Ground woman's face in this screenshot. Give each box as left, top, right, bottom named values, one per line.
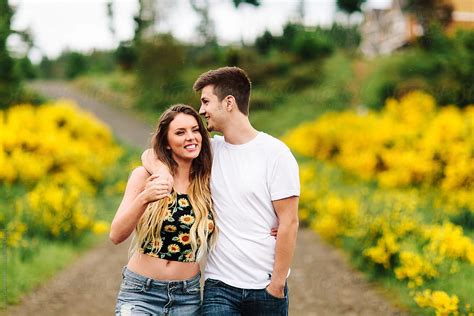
left=167, top=113, right=202, bottom=163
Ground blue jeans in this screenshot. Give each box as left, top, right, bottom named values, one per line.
left=115, top=267, right=201, bottom=315
left=202, top=278, right=288, bottom=316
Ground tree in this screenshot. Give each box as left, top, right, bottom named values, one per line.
left=115, top=41, right=136, bottom=71
left=336, top=0, right=366, bottom=24
left=62, top=51, right=89, bottom=79
left=403, top=0, right=453, bottom=33
left=402, top=0, right=453, bottom=50
left=296, top=0, right=305, bottom=24
left=255, top=30, right=274, bottom=55
left=0, top=0, right=20, bottom=107
left=133, top=0, right=157, bottom=45
left=106, top=0, right=116, bottom=42
left=232, top=0, right=260, bottom=7
left=336, top=0, right=366, bottom=15
left=190, top=0, right=216, bottom=44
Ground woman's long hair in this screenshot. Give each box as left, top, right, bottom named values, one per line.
left=130, top=104, right=217, bottom=262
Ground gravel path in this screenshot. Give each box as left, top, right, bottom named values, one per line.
left=4, top=82, right=409, bottom=316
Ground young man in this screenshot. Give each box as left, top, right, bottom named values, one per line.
left=143, top=67, right=299, bottom=315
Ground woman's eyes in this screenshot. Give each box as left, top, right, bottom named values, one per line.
left=175, top=129, right=199, bottom=135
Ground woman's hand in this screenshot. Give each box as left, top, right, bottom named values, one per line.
left=140, top=174, right=172, bottom=203
left=271, top=227, right=278, bottom=239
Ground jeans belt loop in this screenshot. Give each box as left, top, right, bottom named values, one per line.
left=145, top=278, right=152, bottom=291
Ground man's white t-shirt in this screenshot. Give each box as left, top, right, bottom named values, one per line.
left=204, top=132, right=300, bottom=289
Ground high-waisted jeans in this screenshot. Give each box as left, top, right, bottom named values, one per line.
left=115, top=267, right=201, bottom=315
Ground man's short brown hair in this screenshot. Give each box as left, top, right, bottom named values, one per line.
left=193, top=67, right=251, bottom=115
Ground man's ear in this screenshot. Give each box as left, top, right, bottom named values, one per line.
left=226, top=95, right=236, bottom=112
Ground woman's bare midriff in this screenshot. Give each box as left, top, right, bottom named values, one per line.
left=127, top=251, right=200, bottom=281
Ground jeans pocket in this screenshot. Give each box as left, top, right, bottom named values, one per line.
left=185, top=282, right=201, bottom=295
left=120, top=279, right=145, bottom=293
left=264, top=287, right=286, bottom=300
left=204, top=278, right=221, bottom=288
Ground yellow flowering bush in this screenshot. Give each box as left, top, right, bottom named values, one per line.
left=423, top=222, right=474, bottom=264
left=0, top=219, right=27, bottom=249
left=311, top=194, right=360, bottom=243
left=415, top=290, right=459, bottom=316
left=395, top=251, right=438, bottom=288
left=26, top=181, right=95, bottom=238
left=283, top=91, right=474, bottom=210
left=0, top=101, right=122, bottom=186
left=0, top=101, right=122, bottom=245
left=363, top=231, right=400, bottom=269
left=297, top=160, right=474, bottom=313
left=287, top=91, right=474, bottom=314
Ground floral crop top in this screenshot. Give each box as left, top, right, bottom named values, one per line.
left=141, top=193, right=214, bottom=262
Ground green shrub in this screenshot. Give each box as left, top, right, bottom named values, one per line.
left=115, top=41, right=137, bottom=71
left=64, top=52, right=89, bottom=79
left=293, top=30, right=334, bottom=61
left=362, top=29, right=474, bottom=109
left=135, top=34, right=189, bottom=111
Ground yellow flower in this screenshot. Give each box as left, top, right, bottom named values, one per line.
left=177, top=233, right=191, bottom=245
left=178, top=198, right=189, bottom=207
left=168, top=244, right=180, bottom=253
left=394, top=251, right=438, bottom=286
left=92, top=221, right=109, bottom=235
left=415, top=289, right=459, bottom=316
left=152, top=239, right=163, bottom=250
left=208, top=220, right=215, bottom=233
left=179, top=215, right=194, bottom=225
left=164, top=225, right=177, bottom=233
left=184, top=251, right=195, bottom=262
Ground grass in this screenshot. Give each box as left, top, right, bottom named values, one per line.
left=0, top=234, right=100, bottom=308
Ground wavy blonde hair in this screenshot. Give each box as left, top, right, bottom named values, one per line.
left=130, top=104, right=217, bottom=262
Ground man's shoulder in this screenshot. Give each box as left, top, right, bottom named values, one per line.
left=210, top=135, right=224, bottom=149
left=258, top=132, right=291, bottom=153
left=211, top=134, right=224, bottom=142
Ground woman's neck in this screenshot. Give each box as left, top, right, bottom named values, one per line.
left=173, top=160, right=192, bottom=193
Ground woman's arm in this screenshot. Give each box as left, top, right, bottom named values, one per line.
left=109, top=166, right=170, bottom=244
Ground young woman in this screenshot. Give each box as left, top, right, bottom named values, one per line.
left=110, top=104, right=217, bottom=315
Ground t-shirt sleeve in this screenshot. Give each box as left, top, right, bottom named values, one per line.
left=268, top=149, right=300, bottom=201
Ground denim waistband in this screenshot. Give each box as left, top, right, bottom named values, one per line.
left=122, top=266, right=201, bottom=290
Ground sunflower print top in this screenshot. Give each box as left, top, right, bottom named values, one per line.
left=141, top=193, right=215, bottom=262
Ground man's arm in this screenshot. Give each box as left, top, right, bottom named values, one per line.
left=266, top=196, right=299, bottom=298
left=109, top=167, right=169, bottom=244
left=141, top=149, right=173, bottom=189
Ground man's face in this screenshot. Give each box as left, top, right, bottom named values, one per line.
left=199, top=85, right=226, bottom=133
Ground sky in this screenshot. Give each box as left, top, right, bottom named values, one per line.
left=9, top=0, right=391, bottom=62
